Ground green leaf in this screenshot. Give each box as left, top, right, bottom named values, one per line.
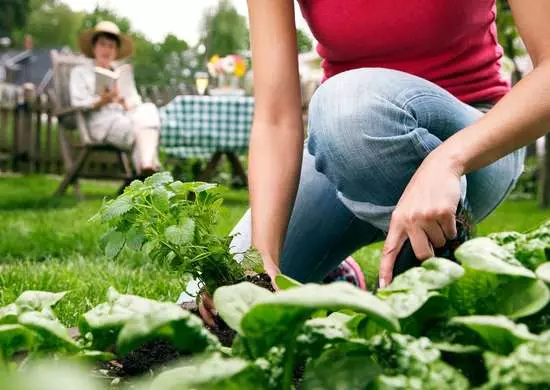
left=116, top=303, right=218, bottom=356
left=496, top=278, right=550, bottom=319
left=103, top=230, right=125, bottom=258
left=126, top=226, right=145, bottom=250
left=71, top=350, right=117, bottom=362
left=274, top=274, right=302, bottom=291
left=0, top=324, right=38, bottom=358
left=515, top=238, right=549, bottom=271
left=449, top=315, right=537, bottom=355
left=368, top=333, right=470, bottom=390
left=383, top=289, right=447, bottom=319
left=151, top=353, right=263, bottom=390
left=213, top=282, right=273, bottom=335
left=101, top=195, right=133, bottom=222
left=15, top=291, right=66, bottom=312
left=193, top=183, right=218, bottom=193
left=80, top=288, right=165, bottom=350
left=0, top=303, right=19, bottom=324
left=455, top=238, right=535, bottom=278
left=240, top=282, right=400, bottom=357
left=144, top=171, right=173, bottom=187
left=240, top=248, right=265, bottom=275
left=488, top=231, right=524, bottom=246
left=431, top=342, right=482, bottom=354
left=165, top=218, right=196, bottom=246
left=536, top=262, right=550, bottom=284
left=151, top=186, right=173, bottom=212
left=18, top=309, right=80, bottom=351
left=481, top=331, right=550, bottom=388
left=301, top=346, right=380, bottom=390
left=379, top=257, right=464, bottom=295
left=297, top=314, right=355, bottom=360
left=450, top=238, right=549, bottom=319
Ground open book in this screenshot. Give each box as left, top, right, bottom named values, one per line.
left=95, top=63, right=142, bottom=109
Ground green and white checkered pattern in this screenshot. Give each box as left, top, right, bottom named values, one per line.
left=160, top=95, right=254, bottom=158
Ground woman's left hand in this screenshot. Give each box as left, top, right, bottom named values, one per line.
left=379, top=153, right=463, bottom=288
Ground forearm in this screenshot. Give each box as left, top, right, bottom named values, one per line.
left=249, top=120, right=303, bottom=262
left=435, top=60, right=550, bottom=174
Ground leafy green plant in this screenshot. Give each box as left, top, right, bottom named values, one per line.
left=80, top=287, right=219, bottom=355
left=94, top=172, right=258, bottom=296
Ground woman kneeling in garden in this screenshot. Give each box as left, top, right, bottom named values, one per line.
left=202, top=1, right=550, bottom=324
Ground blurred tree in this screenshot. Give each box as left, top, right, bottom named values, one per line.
left=0, top=0, right=31, bottom=42
left=496, top=0, right=523, bottom=83
left=13, top=0, right=83, bottom=49
left=200, top=0, right=249, bottom=59
left=296, top=28, right=313, bottom=54
left=79, top=6, right=131, bottom=34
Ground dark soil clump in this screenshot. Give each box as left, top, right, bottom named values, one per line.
left=119, top=339, right=184, bottom=376
left=100, top=273, right=276, bottom=378
left=245, top=272, right=275, bottom=292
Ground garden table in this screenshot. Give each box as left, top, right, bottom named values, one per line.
left=159, top=95, right=254, bottom=185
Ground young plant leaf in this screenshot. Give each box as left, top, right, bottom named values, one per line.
left=80, top=288, right=165, bottom=350
left=240, top=282, right=399, bottom=357
left=449, top=315, right=537, bottom=355
left=15, top=291, right=67, bottom=312
left=379, top=257, right=464, bottom=295
left=70, top=350, right=117, bottom=362
left=536, top=262, right=550, bottom=284
left=274, top=274, right=302, bottom=291
left=514, top=238, right=549, bottom=271
left=382, top=289, right=447, bottom=319
left=165, top=218, right=196, bottom=246
left=151, top=353, right=264, bottom=390
left=144, top=171, right=174, bottom=187
left=116, top=303, right=219, bottom=356
left=368, top=333, right=470, bottom=390
left=482, top=331, right=550, bottom=388
left=213, top=282, right=273, bottom=335
left=102, top=230, right=126, bottom=258
left=455, top=238, right=535, bottom=278
left=0, top=324, right=38, bottom=358
left=0, top=303, right=19, bottom=324
left=296, top=314, right=355, bottom=360
left=301, top=346, right=381, bottom=390
left=18, top=309, right=80, bottom=351
left=240, top=248, right=265, bottom=275
left=100, top=195, right=133, bottom=222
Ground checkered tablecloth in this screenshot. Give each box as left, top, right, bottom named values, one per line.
left=159, top=95, right=254, bottom=158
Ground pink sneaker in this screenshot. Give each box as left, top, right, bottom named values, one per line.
left=323, top=256, right=367, bottom=290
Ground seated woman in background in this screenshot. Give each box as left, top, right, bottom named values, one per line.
left=70, top=21, right=161, bottom=176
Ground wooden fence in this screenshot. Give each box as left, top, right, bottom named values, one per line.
left=0, top=83, right=184, bottom=177
left=0, top=81, right=316, bottom=178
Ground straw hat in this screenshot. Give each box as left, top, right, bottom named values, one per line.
left=78, top=21, right=134, bottom=60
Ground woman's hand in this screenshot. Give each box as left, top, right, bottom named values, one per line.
left=379, top=153, right=462, bottom=288
left=94, top=88, right=118, bottom=109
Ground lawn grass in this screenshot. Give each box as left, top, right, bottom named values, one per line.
left=1, top=173, right=549, bottom=325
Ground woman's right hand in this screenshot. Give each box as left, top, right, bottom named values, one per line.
left=94, top=88, right=118, bottom=109
left=198, top=255, right=281, bottom=326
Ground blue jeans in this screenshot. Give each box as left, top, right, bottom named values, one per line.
left=230, top=68, right=525, bottom=283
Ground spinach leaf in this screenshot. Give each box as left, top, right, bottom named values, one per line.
left=239, top=282, right=400, bottom=358
left=449, top=315, right=537, bottom=355
left=151, top=353, right=264, bottom=390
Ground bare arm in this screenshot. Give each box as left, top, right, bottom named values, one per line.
left=380, top=0, right=550, bottom=287
left=247, top=0, right=304, bottom=269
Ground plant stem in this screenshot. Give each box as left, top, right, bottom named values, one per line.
left=281, top=334, right=298, bottom=390
left=0, top=349, right=7, bottom=372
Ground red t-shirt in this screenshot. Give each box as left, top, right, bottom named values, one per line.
left=297, top=0, right=510, bottom=103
